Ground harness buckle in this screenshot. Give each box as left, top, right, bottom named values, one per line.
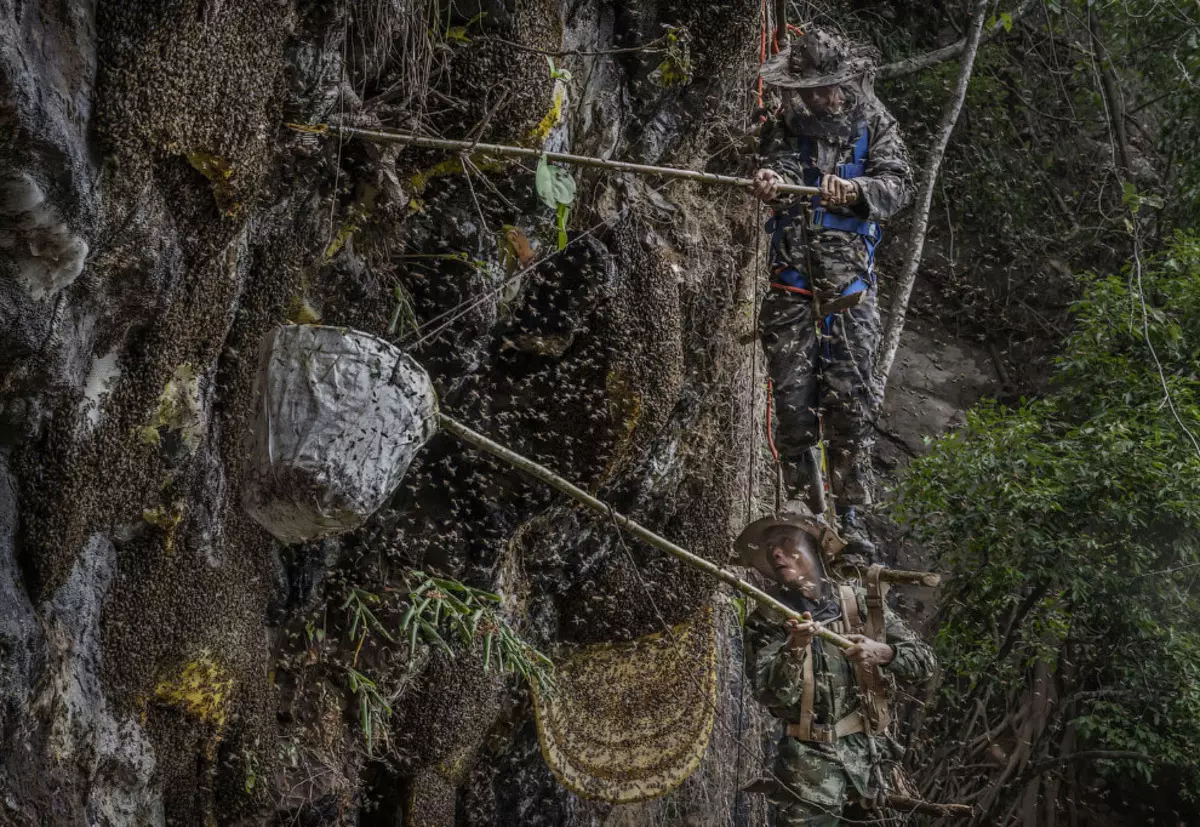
left=807, top=724, right=836, bottom=744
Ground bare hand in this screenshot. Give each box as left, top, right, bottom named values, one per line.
left=751, top=168, right=781, bottom=202
left=844, top=634, right=894, bottom=668
left=785, top=612, right=816, bottom=653
left=820, top=174, right=859, bottom=207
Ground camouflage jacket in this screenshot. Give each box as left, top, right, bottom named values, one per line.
left=758, top=96, right=915, bottom=287
left=743, top=587, right=935, bottom=800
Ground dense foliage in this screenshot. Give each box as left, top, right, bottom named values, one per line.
left=893, top=233, right=1200, bottom=820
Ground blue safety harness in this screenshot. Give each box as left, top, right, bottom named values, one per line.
left=764, top=120, right=882, bottom=310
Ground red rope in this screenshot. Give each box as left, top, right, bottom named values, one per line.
left=757, top=0, right=767, bottom=107
left=766, top=379, right=780, bottom=461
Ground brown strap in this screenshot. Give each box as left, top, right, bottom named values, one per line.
left=839, top=585, right=862, bottom=635
left=865, top=567, right=892, bottom=732
left=785, top=709, right=867, bottom=742
left=841, top=581, right=891, bottom=734
left=795, top=642, right=815, bottom=740
left=866, top=564, right=888, bottom=642
left=834, top=710, right=867, bottom=738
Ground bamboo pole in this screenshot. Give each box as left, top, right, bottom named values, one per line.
left=877, top=569, right=943, bottom=588
left=438, top=413, right=856, bottom=649
left=288, top=123, right=826, bottom=199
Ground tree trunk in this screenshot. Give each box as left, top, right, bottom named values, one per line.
left=872, top=0, right=992, bottom=400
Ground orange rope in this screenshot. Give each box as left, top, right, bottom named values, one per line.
left=757, top=0, right=767, bottom=107
left=766, top=379, right=780, bottom=461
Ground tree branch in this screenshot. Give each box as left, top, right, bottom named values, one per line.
left=873, top=0, right=991, bottom=399
left=886, top=793, right=974, bottom=818
left=473, top=35, right=666, bottom=57
left=1088, top=11, right=1133, bottom=176
left=878, top=0, right=1038, bottom=80
left=1030, top=750, right=1161, bottom=775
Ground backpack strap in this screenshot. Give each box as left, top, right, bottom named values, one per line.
left=865, top=564, right=888, bottom=642
left=838, top=585, right=863, bottom=635
left=794, top=642, right=816, bottom=740
left=840, top=582, right=891, bottom=734
left=837, top=120, right=870, bottom=180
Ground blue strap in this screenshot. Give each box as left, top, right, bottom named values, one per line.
left=775, top=267, right=809, bottom=290
left=810, top=207, right=881, bottom=243
left=836, top=121, right=870, bottom=180
left=840, top=276, right=870, bottom=298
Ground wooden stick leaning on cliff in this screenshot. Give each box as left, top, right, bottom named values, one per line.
left=440, top=414, right=940, bottom=649
left=286, top=122, right=827, bottom=199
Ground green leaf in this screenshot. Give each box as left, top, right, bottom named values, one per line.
left=535, top=155, right=555, bottom=210
left=1000, top=12, right=1013, bottom=32
left=556, top=204, right=571, bottom=250
left=544, top=55, right=572, bottom=81
left=535, top=156, right=576, bottom=211
left=553, top=170, right=576, bottom=206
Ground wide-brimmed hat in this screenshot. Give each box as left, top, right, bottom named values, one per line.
left=759, top=28, right=872, bottom=90
left=734, top=502, right=847, bottom=576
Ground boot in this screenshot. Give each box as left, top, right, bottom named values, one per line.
left=780, top=448, right=825, bottom=516
left=836, top=506, right=876, bottom=567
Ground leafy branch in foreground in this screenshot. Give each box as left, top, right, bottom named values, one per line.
left=337, top=572, right=556, bottom=752
left=892, top=233, right=1200, bottom=814
left=341, top=587, right=395, bottom=664
left=400, top=571, right=556, bottom=694
left=346, top=666, right=392, bottom=756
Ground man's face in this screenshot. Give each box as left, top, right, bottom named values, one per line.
left=796, top=84, right=845, bottom=115
left=763, top=526, right=824, bottom=597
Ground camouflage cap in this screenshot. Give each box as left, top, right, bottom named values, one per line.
left=759, top=28, right=872, bottom=89
left=734, top=501, right=847, bottom=576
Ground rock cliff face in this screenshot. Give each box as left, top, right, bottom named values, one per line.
left=0, top=1, right=993, bottom=825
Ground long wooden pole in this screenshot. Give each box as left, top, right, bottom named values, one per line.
left=438, top=413, right=855, bottom=649
left=289, top=123, right=826, bottom=199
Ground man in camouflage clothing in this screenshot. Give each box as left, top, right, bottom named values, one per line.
left=735, top=508, right=935, bottom=825
left=749, top=28, right=915, bottom=557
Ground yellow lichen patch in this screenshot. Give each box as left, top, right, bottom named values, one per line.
left=407, top=156, right=505, bottom=200
left=154, top=652, right=234, bottom=730
left=182, top=150, right=242, bottom=217
left=322, top=185, right=379, bottom=261
left=142, top=501, right=185, bottom=554
left=522, top=80, right=567, bottom=147
left=147, top=364, right=203, bottom=452
left=286, top=296, right=322, bottom=325
left=185, top=150, right=233, bottom=183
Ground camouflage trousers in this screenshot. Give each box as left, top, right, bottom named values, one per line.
left=769, top=738, right=873, bottom=827
left=759, top=277, right=882, bottom=507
